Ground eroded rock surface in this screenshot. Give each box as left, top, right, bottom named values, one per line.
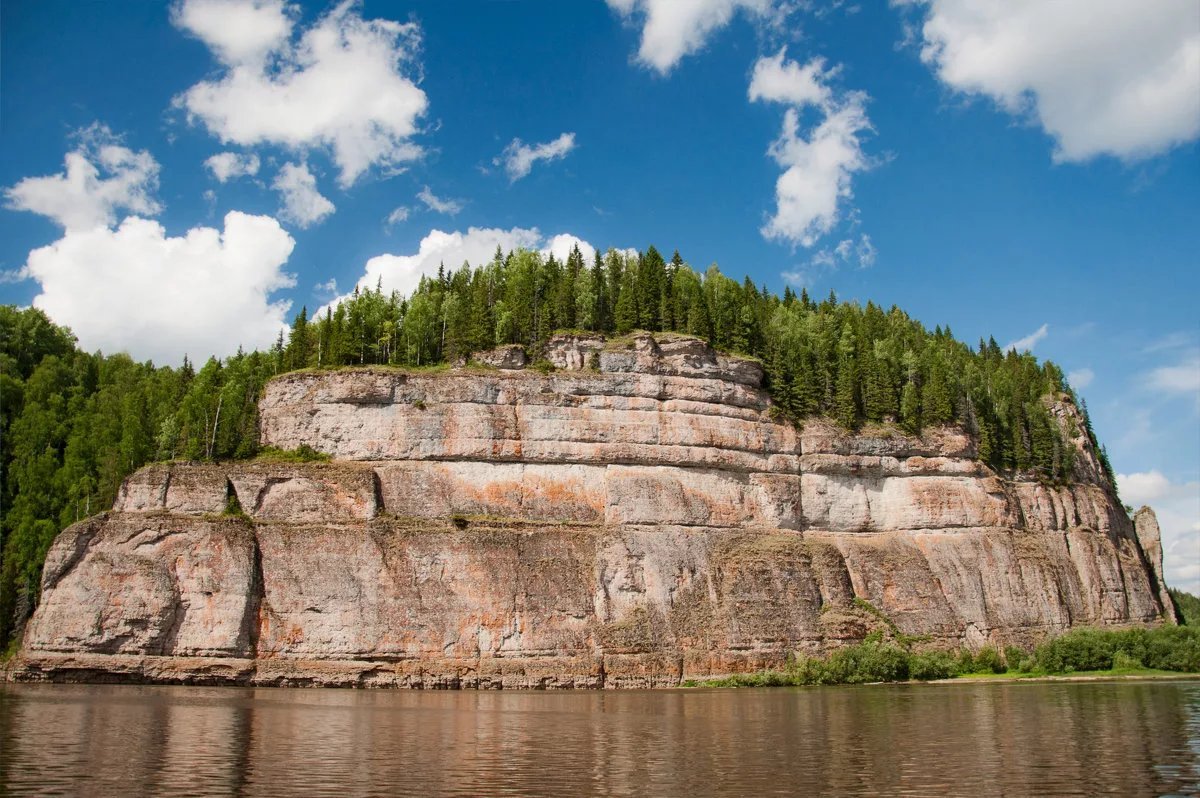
left=12, top=333, right=1175, bottom=688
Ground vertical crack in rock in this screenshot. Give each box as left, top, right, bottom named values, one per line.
left=239, top=527, right=265, bottom=659
left=159, top=466, right=172, bottom=509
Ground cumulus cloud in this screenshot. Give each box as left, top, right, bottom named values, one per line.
left=204, top=151, right=261, bottom=182
left=1118, top=470, right=1200, bottom=595
left=171, top=0, right=294, bottom=68
left=272, top=162, right=335, bottom=228
left=174, top=0, right=427, bottom=186
left=4, top=124, right=161, bottom=232
left=416, top=186, right=463, bottom=215
left=496, top=132, right=577, bottom=182
left=542, top=233, right=596, bottom=263
left=901, top=0, right=1200, bottom=161
left=1004, top=323, right=1048, bottom=353
left=21, top=212, right=295, bottom=364
left=607, top=0, right=781, bottom=74
left=749, top=51, right=833, bottom=106
left=750, top=49, right=873, bottom=247
left=1067, top=367, right=1095, bottom=390
left=323, top=226, right=595, bottom=313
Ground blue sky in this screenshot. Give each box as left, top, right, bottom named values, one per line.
left=2, top=0, right=1198, bottom=590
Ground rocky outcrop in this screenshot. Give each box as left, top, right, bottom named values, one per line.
left=1134, top=506, right=1178, bottom=623
left=10, top=333, right=1175, bottom=688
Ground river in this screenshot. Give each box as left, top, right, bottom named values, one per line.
left=1, top=680, right=1197, bottom=796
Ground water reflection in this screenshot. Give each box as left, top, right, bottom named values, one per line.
left=2, top=681, right=1197, bottom=797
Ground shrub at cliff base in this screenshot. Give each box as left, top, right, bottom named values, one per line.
left=1030, top=626, right=1200, bottom=674
left=688, top=626, right=1200, bottom=687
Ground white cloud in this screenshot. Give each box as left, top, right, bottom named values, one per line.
left=607, top=0, right=781, bottom=74
left=171, top=0, right=293, bottom=68
left=323, top=226, right=595, bottom=313
left=417, top=186, right=463, bottom=215
left=204, top=151, right=261, bottom=182
left=22, top=212, right=295, bottom=364
left=902, top=0, right=1200, bottom=162
left=1118, top=470, right=1200, bottom=595
left=783, top=233, right=876, bottom=286
left=749, top=51, right=832, bottom=106
left=385, top=206, right=409, bottom=227
left=542, top=233, right=596, bottom=263
left=1067, top=367, right=1095, bottom=390
left=1004, top=323, right=1048, bottom=353
left=1147, top=354, right=1200, bottom=395
left=314, top=277, right=338, bottom=299
left=174, top=0, right=427, bottom=187
left=272, top=162, right=335, bottom=228
left=750, top=49, right=873, bottom=247
left=496, top=132, right=577, bottom=181
left=4, top=124, right=161, bottom=232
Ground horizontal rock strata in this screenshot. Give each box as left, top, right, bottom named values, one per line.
left=11, top=333, right=1175, bottom=688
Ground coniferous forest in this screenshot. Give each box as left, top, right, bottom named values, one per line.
left=1, top=245, right=1108, bottom=648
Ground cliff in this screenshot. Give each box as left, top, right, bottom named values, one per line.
left=10, top=333, right=1175, bottom=688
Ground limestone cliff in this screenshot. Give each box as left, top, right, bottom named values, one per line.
left=10, top=333, right=1175, bottom=688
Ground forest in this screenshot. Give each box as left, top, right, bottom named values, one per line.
left=1, top=245, right=1108, bottom=648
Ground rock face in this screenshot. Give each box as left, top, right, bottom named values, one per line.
left=11, top=333, right=1175, bottom=688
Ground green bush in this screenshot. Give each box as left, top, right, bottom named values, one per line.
left=1111, top=651, right=1144, bottom=672
left=909, top=650, right=958, bottom=680
left=1033, top=626, right=1200, bottom=674
left=223, top=491, right=246, bottom=518
left=1137, top=625, right=1200, bottom=671
left=817, top=639, right=911, bottom=684
left=254, top=444, right=331, bottom=463
left=973, top=645, right=1007, bottom=674
left=1004, top=645, right=1026, bottom=670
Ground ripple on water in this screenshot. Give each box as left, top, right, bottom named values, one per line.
left=1, top=681, right=1198, bottom=797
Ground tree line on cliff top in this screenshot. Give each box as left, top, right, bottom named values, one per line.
left=1, top=246, right=1107, bottom=647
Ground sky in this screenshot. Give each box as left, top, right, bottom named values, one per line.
left=1, top=0, right=1197, bottom=592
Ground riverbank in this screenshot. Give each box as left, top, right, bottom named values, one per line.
left=683, top=670, right=1200, bottom=689
left=681, top=625, right=1200, bottom=688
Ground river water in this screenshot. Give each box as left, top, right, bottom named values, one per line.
left=1, top=680, right=1197, bottom=797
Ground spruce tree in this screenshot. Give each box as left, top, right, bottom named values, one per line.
left=834, top=324, right=859, bottom=429
left=900, top=380, right=920, bottom=434
left=921, top=360, right=954, bottom=425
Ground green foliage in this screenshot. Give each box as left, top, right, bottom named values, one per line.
left=908, top=650, right=959, bottom=681
left=223, top=488, right=247, bottom=518
left=970, top=645, right=1008, bottom=674
left=254, top=445, right=331, bottom=464
left=1031, top=626, right=1200, bottom=674
left=691, top=626, right=1199, bottom=688
left=1169, top=589, right=1200, bottom=626
left=1110, top=650, right=1144, bottom=672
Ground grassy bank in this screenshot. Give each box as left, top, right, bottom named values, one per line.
left=682, top=625, right=1200, bottom=688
